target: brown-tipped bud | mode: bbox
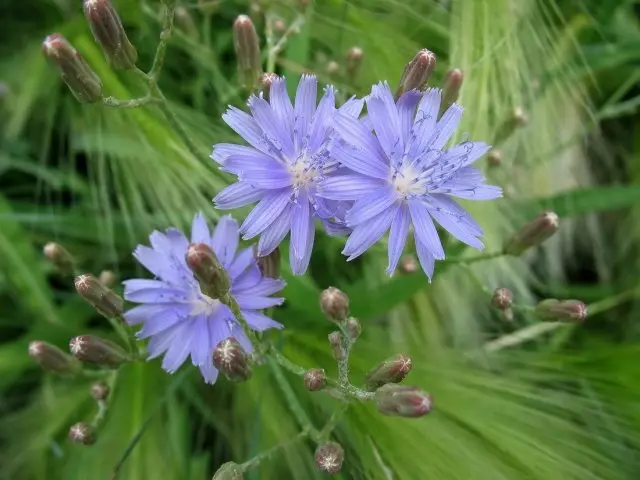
[28,341,81,375]
[98,269,116,287]
[43,242,75,275]
[326,61,340,77]
[440,68,463,115]
[257,73,278,103]
[213,337,252,382]
[69,422,95,445]
[314,442,344,475]
[90,381,110,400]
[304,368,327,392]
[346,317,361,340]
[399,256,418,274]
[328,331,345,361]
[212,461,244,479]
[375,384,433,418]
[492,288,513,310]
[174,6,200,41]
[320,287,349,323]
[186,243,230,298]
[42,34,102,103]
[487,150,502,167]
[365,353,412,390]
[503,211,559,255]
[197,0,220,16]
[74,274,124,318]
[70,335,131,368]
[396,49,436,98]
[345,46,364,80]
[493,106,529,145]
[83,0,138,70]
[535,299,587,323]
[233,15,262,90]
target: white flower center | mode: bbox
[391,165,427,197]
[288,159,318,189]
[189,293,221,316]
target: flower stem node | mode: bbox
[365,353,412,390]
[83,0,138,70]
[212,461,244,479]
[43,242,75,276]
[328,331,346,361]
[186,243,230,298]
[69,422,96,446]
[346,317,362,341]
[90,381,110,401]
[314,442,344,475]
[396,48,436,98]
[375,384,433,418]
[233,15,262,90]
[42,34,102,103]
[28,341,81,375]
[535,299,587,323]
[69,335,131,368]
[213,337,252,382]
[503,211,559,255]
[304,368,327,392]
[320,287,349,323]
[74,274,124,318]
[253,244,280,278]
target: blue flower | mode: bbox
[123,213,285,384]
[212,75,364,275]
[318,83,502,279]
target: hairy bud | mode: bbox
[28,341,81,375]
[42,34,102,103]
[503,212,559,255]
[70,335,131,368]
[345,46,364,80]
[233,15,262,90]
[365,353,412,390]
[43,242,75,276]
[69,422,95,445]
[213,337,252,382]
[212,461,244,479]
[314,442,344,475]
[74,274,124,318]
[304,368,327,392]
[83,0,137,70]
[328,331,345,361]
[396,48,436,98]
[487,150,502,167]
[535,299,587,323]
[186,243,230,298]
[375,384,433,418]
[346,317,361,340]
[320,287,349,323]
[90,381,110,400]
[492,288,513,310]
[440,68,463,116]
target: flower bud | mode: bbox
[233,15,262,90]
[439,68,463,116]
[345,46,363,80]
[74,274,124,318]
[535,299,587,323]
[186,243,230,298]
[492,288,513,310]
[212,461,244,479]
[69,422,95,445]
[213,337,252,382]
[43,242,75,276]
[320,287,349,323]
[83,0,138,70]
[90,381,110,401]
[493,106,529,145]
[304,368,327,392]
[365,353,412,390]
[28,341,81,375]
[272,18,286,34]
[42,34,102,103]
[396,49,436,98]
[503,211,559,255]
[399,256,418,274]
[70,335,131,368]
[326,61,339,77]
[328,331,345,361]
[487,150,502,167]
[375,384,433,418]
[346,317,361,340]
[98,269,116,287]
[314,442,344,475]
[175,6,199,41]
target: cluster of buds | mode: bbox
[503,211,559,255]
[213,337,252,382]
[186,243,230,299]
[492,287,514,322]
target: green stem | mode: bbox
[318,403,350,441]
[587,285,640,316]
[482,321,567,352]
[241,430,310,471]
[336,324,352,387]
[102,96,160,108]
[265,13,306,73]
[445,250,504,265]
[151,85,201,157]
[221,292,263,355]
[149,0,176,83]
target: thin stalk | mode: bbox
[242,430,310,471]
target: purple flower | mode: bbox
[319,82,502,279]
[211,75,364,275]
[123,213,285,384]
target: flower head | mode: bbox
[212,75,364,275]
[123,213,285,384]
[319,82,501,279]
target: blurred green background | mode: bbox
[1,0,640,478]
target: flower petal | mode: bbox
[257,202,292,256]
[243,310,284,332]
[224,152,285,175]
[408,199,445,259]
[428,194,483,236]
[161,323,193,372]
[269,76,294,138]
[289,213,315,275]
[190,315,211,366]
[214,182,263,209]
[346,187,399,226]
[199,361,219,384]
[191,212,211,245]
[124,303,175,325]
[338,95,365,118]
[241,278,286,296]
[240,189,292,239]
[428,205,484,250]
[307,85,336,152]
[343,204,398,260]
[415,237,436,281]
[367,82,401,159]
[428,103,463,151]
[248,95,295,159]
[408,88,441,157]
[228,247,255,279]
[136,307,187,339]
[294,74,318,146]
[334,113,388,175]
[232,264,261,291]
[147,324,180,359]
[234,294,284,310]
[318,174,385,201]
[240,168,293,189]
[222,106,271,156]
[290,191,311,260]
[387,204,410,275]
[210,143,259,167]
[211,215,240,267]
[396,90,422,146]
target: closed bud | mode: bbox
[399,256,418,274]
[492,288,513,310]
[439,68,463,116]
[487,150,502,167]
[272,18,286,34]
[396,48,436,98]
[70,335,131,368]
[346,317,361,340]
[233,15,262,90]
[366,353,412,390]
[375,384,433,418]
[326,60,339,76]
[175,7,199,40]
[186,243,230,298]
[345,46,364,80]
[98,269,116,287]
[90,381,110,400]
[83,0,138,70]
[42,34,102,103]
[213,337,252,382]
[212,461,244,479]
[304,368,327,391]
[503,211,559,255]
[28,341,81,375]
[535,299,587,323]
[328,331,345,361]
[320,287,349,323]
[43,242,75,275]
[493,106,529,145]
[74,274,124,318]
[69,422,95,445]
[314,442,344,475]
